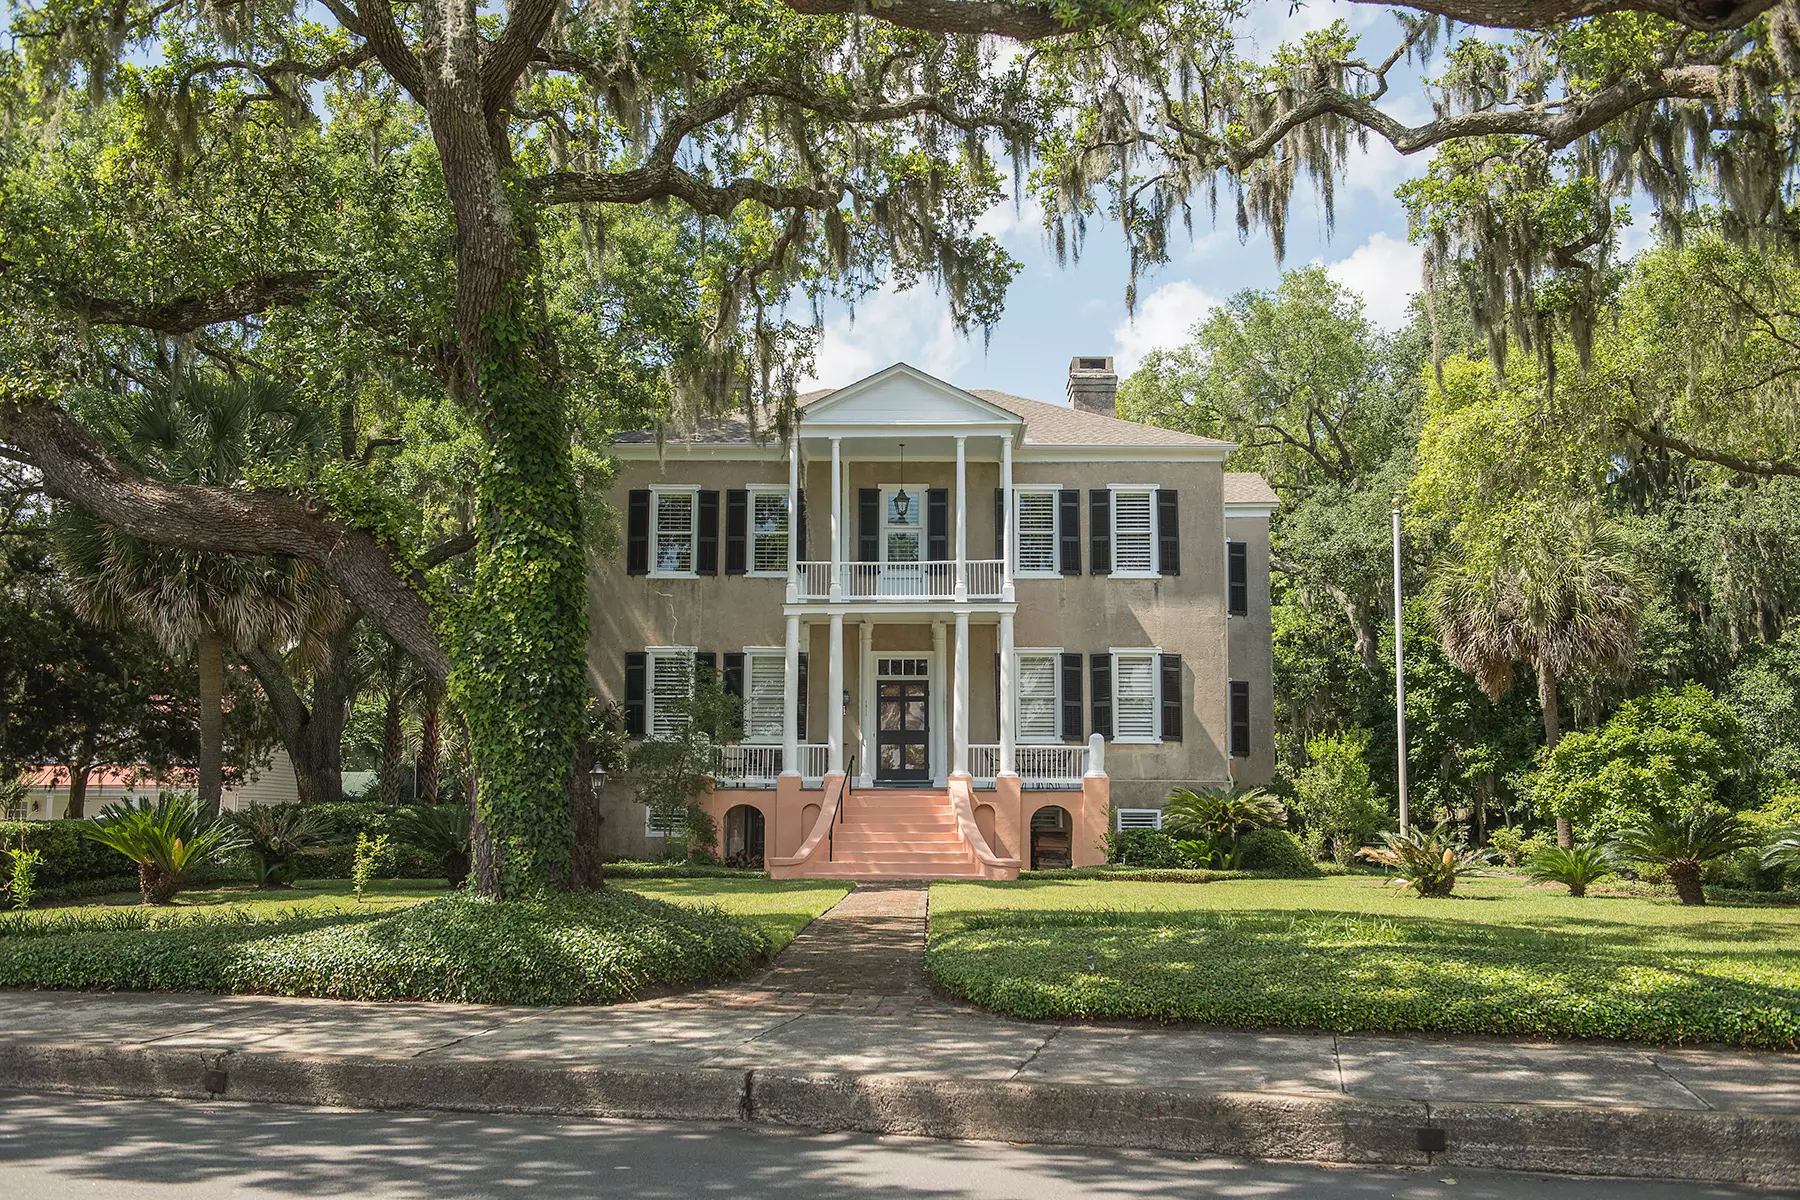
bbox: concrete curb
[4,1041,1796,1188]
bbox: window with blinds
[743,651,785,742]
[1112,651,1160,742]
[750,490,789,575]
[652,490,696,575]
[647,649,695,738]
[1111,488,1157,576]
[1015,489,1059,576]
[1014,651,1061,743]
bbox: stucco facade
[584,361,1277,874]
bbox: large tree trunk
[242,613,358,808]
[1668,860,1707,905]
[197,623,225,816]
[378,657,407,806]
[1536,663,1572,849]
[62,760,92,819]
[418,687,442,805]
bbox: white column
[782,615,800,776]
[787,439,800,601]
[828,437,843,601]
[1001,434,1015,601]
[827,614,845,774]
[953,435,968,600]
[998,611,1016,777]
[930,621,947,786]
[952,611,970,776]
[858,621,875,786]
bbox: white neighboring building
[9,750,303,820]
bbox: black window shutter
[1089,489,1111,575]
[626,490,651,576]
[1160,654,1183,742]
[858,488,880,561]
[696,490,720,575]
[927,488,949,560]
[994,488,1005,558]
[624,652,647,737]
[1228,542,1249,616]
[1058,490,1082,575]
[1089,653,1113,739]
[725,489,749,574]
[1158,490,1180,576]
[797,490,808,560]
[1230,680,1251,757]
[797,653,809,741]
[722,652,746,698]
[1060,653,1085,740]
[936,489,950,564]
[694,651,717,679]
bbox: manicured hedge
[0,888,773,1004]
[0,820,131,891]
[1234,828,1320,877]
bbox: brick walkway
[649,882,945,1014]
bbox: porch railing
[1014,744,1089,789]
[969,744,1001,788]
[795,560,1005,602]
[713,744,782,789]
[800,743,831,787]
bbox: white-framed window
[645,807,685,837]
[1112,649,1161,743]
[1014,649,1062,743]
[1110,485,1158,577]
[1014,487,1060,577]
[883,486,925,563]
[743,648,786,743]
[749,488,790,576]
[646,646,696,738]
[651,487,698,577]
[1116,808,1164,831]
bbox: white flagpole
[1392,498,1410,833]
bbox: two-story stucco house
[589,359,1277,879]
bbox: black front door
[875,680,930,783]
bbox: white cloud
[802,286,978,391]
[1325,232,1424,329]
[1111,279,1222,376]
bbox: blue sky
[802,1,1442,401]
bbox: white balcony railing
[712,744,783,789]
[1014,744,1088,789]
[795,560,1005,602]
[970,744,1001,787]
[800,743,831,786]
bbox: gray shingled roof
[1224,472,1280,506]
[616,383,1231,448]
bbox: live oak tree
[3,0,1794,893]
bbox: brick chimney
[1066,356,1118,417]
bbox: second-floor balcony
[797,559,1005,602]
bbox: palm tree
[1432,504,1645,847]
[1163,785,1287,868]
[57,376,330,814]
[1614,811,1754,906]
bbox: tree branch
[421,528,477,567]
[481,0,563,115]
[1617,420,1800,479]
[1,385,450,681]
[1348,0,1778,31]
[9,269,328,334]
[529,164,840,216]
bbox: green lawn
[28,879,448,921]
[927,874,1800,1048]
[609,878,849,951]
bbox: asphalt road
[0,1090,1790,1200]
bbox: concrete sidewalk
[2,881,1798,1186]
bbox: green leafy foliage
[351,832,391,902]
[1358,823,1492,897]
[227,803,332,888]
[1102,829,1193,869]
[0,889,772,1005]
[1233,828,1319,877]
[389,803,472,888]
[6,842,42,909]
[83,797,244,905]
[1161,786,1288,868]
[1290,728,1388,865]
[1615,811,1757,907]
[1525,842,1618,897]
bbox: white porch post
[787,438,800,602]
[782,615,800,775]
[953,435,968,601]
[952,611,970,776]
[930,621,947,786]
[858,621,875,787]
[998,611,1016,777]
[828,437,843,601]
[1001,433,1015,601]
[827,613,845,774]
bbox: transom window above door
[877,657,928,678]
[884,487,924,563]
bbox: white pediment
[801,363,1021,429]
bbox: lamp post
[1392,497,1410,834]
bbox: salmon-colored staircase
[806,788,991,880]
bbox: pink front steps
[815,789,992,879]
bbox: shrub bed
[0,888,773,1004]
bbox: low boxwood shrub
[1103,829,1191,869]
[0,821,131,891]
[0,887,773,1004]
[1020,866,1255,883]
[1234,829,1319,877]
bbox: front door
[875,680,930,783]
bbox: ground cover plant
[615,878,848,952]
[927,876,1800,1048]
